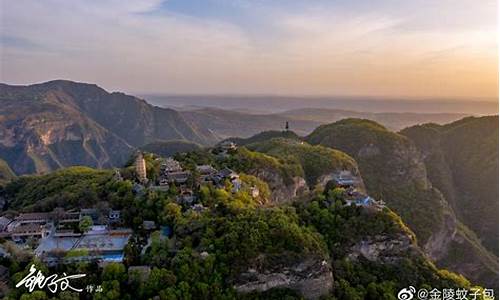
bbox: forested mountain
[0,80,217,175]
[224,130,301,146]
[306,118,498,289]
[401,116,498,254]
[306,119,440,241]
[1,152,476,299]
[401,116,498,288]
[0,80,497,294]
[245,137,359,186]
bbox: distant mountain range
[0,80,490,176]
[144,94,498,115]
[181,107,468,139]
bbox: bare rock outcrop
[251,168,309,202]
[348,233,418,263]
[423,199,457,261]
[234,257,333,299]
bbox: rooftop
[196,165,217,174]
[12,223,47,234]
[16,212,52,221]
[217,167,237,178]
[143,221,156,230]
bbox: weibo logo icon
[397,286,416,300]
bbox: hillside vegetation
[225,130,301,146]
[306,117,499,289]
[1,164,478,299]
[246,137,358,186]
[401,116,498,253]
[1,166,115,212]
[306,119,441,243]
[401,116,499,288]
[0,159,16,185]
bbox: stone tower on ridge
[135,151,147,183]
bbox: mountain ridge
[180,106,470,140]
[0,80,218,175]
[304,117,498,289]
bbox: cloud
[1,0,256,90]
[0,0,497,98]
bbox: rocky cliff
[306,118,498,289]
[0,87,133,174]
[348,233,418,264]
[306,119,442,243]
[234,257,333,299]
[401,116,499,253]
[227,147,309,202]
[245,137,361,192]
[1,142,480,299]
[401,117,499,289]
[251,168,309,202]
[0,80,218,175]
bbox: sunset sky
[1,0,497,100]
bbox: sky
[0,0,497,100]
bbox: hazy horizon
[142,94,498,115]
[1,0,498,100]
[1,78,497,115]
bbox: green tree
[19,291,48,300]
[102,263,127,282]
[79,216,93,233]
[163,202,182,224]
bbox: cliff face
[245,166,309,203]
[354,136,429,192]
[0,88,133,174]
[401,117,499,289]
[401,117,499,253]
[306,119,442,244]
[424,211,499,289]
[418,188,494,283]
[422,202,457,261]
[306,118,498,289]
[244,137,361,201]
[348,233,418,264]
[0,80,218,175]
[234,257,333,299]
